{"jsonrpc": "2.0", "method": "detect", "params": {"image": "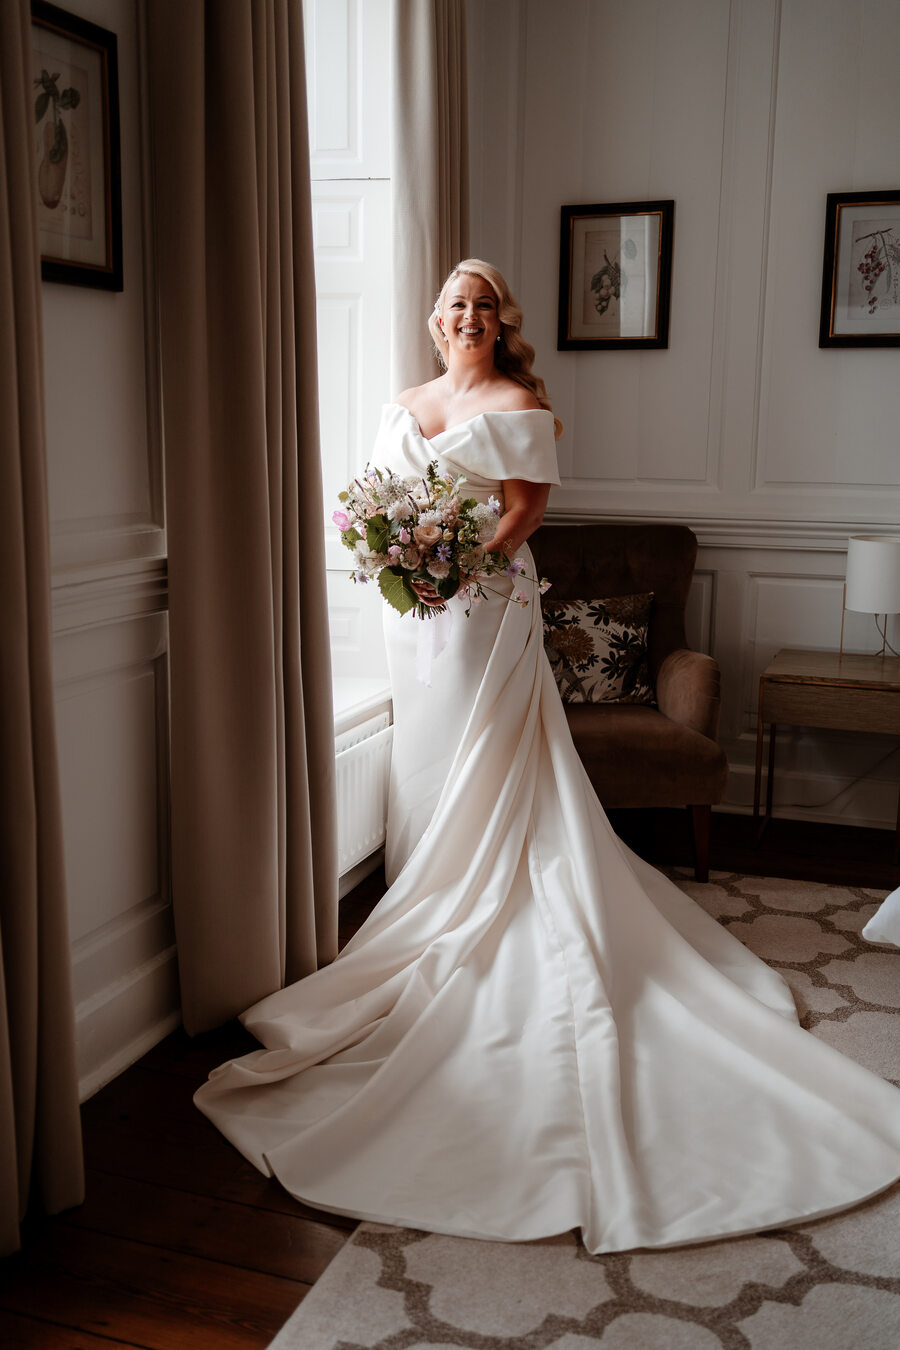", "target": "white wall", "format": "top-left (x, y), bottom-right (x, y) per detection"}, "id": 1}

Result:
top-left (468, 0), bottom-right (900, 832)
top-left (43, 0), bottom-right (176, 1098)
